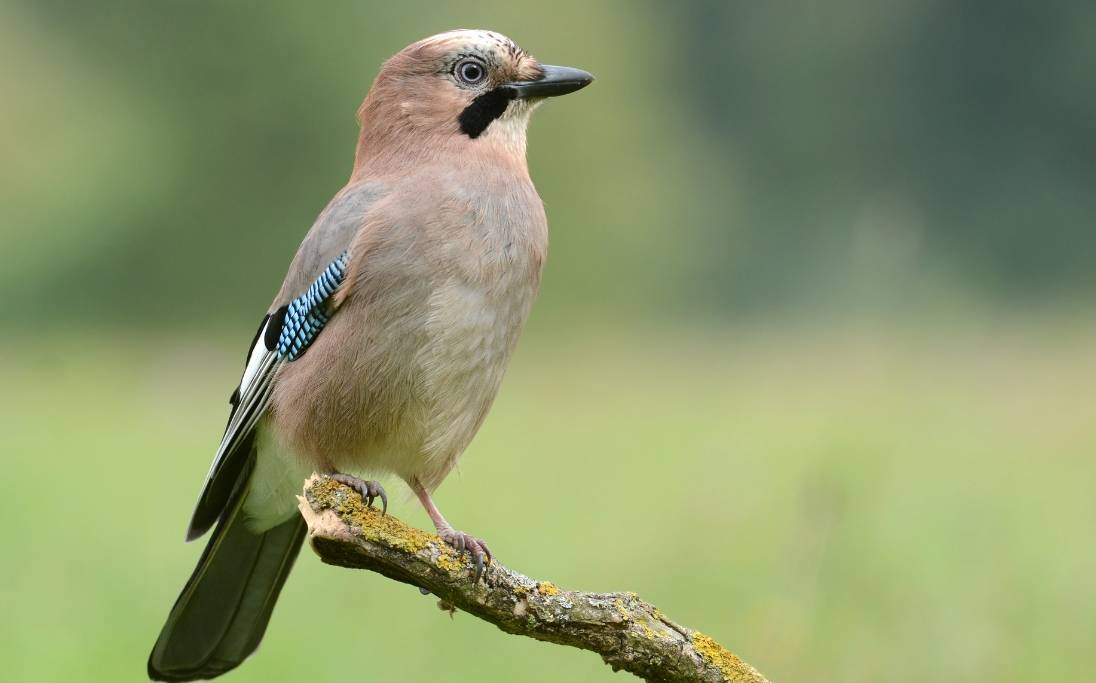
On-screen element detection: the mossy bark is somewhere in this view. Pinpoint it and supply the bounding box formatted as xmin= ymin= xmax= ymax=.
xmin=299 ymin=475 xmax=771 ymax=683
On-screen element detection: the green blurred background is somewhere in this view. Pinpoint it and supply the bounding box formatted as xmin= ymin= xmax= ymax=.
xmin=3 ymin=1 xmax=1094 ymax=681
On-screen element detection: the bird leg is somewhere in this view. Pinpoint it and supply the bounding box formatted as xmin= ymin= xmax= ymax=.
xmin=410 ymin=478 xmax=492 ymax=583
xmin=330 ymin=473 xmax=388 ymax=515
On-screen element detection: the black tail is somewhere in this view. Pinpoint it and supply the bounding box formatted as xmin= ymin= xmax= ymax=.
xmin=148 ymin=490 xmax=306 ymax=681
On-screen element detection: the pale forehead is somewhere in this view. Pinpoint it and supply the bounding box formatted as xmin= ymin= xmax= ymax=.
xmin=417 ymin=29 xmax=528 ymax=62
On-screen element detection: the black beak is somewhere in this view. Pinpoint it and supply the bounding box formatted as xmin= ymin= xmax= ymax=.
xmin=503 ymin=64 xmax=594 ymax=99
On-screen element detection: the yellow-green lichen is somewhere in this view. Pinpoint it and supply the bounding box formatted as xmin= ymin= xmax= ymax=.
xmin=639 ymin=620 xmax=657 ymax=640
xmin=612 ymin=598 xmax=631 ymax=622
xmin=536 ymin=581 xmax=560 ymax=596
xmin=308 ymin=477 xmax=462 ymax=573
xmin=692 ymin=632 xmax=752 ymax=681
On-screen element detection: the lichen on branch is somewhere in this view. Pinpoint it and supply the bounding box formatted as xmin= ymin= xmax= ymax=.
xmin=298 ymin=474 xmax=770 ymax=683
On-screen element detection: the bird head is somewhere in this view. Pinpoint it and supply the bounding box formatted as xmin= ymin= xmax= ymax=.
xmin=355 ymin=30 xmax=593 ymax=167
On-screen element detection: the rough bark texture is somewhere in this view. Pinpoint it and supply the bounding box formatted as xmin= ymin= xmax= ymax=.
xmin=298 ymin=475 xmax=771 ymax=683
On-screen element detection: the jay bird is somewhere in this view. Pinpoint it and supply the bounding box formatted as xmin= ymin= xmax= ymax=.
xmin=148 ymin=29 xmax=592 ymax=681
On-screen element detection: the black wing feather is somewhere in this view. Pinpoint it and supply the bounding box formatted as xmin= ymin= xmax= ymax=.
xmin=187 ymin=319 xmax=282 ymax=541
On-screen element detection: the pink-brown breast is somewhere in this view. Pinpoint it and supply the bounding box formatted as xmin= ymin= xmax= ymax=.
xmin=268 ymin=163 xmax=547 ymax=490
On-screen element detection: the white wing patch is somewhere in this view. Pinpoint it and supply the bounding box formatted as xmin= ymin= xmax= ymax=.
xmin=197 ymin=318 xmax=283 ymax=502
xmin=239 ymin=336 xmax=269 ymax=391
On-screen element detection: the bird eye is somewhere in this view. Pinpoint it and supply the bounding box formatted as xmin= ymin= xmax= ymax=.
xmin=455 ymin=59 xmax=487 ymax=86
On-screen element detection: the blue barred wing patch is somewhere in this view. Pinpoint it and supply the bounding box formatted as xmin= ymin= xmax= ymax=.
xmin=276 ymin=251 xmax=349 ymax=360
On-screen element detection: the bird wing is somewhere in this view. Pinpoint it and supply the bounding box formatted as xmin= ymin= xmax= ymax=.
xmin=185 ymin=181 xmax=385 ymax=541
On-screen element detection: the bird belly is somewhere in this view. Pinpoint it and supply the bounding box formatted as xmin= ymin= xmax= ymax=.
xmin=408 ymin=274 xmax=537 ymax=489
xmin=272 ymin=270 xmax=536 ymax=492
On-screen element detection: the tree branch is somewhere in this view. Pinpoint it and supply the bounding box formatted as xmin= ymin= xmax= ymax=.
xmin=298 ymin=475 xmax=771 ymax=683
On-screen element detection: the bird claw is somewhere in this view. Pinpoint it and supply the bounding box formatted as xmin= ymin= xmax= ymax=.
xmin=440 ymin=529 xmax=492 ymax=584
xmin=331 ymin=473 xmax=388 ymax=515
